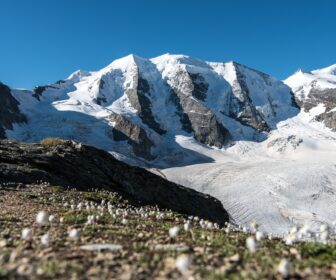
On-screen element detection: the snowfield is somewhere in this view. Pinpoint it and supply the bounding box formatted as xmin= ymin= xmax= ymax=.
xmin=4 ymin=54 xmax=336 ymax=236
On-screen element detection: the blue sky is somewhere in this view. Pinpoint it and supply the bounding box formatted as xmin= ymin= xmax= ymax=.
xmin=1 ymin=0 xmax=335 ymax=88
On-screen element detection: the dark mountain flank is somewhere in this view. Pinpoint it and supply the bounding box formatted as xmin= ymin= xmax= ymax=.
xmin=0 ymin=139 xmax=229 ymax=225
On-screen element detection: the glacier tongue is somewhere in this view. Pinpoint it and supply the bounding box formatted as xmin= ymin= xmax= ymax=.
xmin=162 ymin=113 xmax=336 ymax=235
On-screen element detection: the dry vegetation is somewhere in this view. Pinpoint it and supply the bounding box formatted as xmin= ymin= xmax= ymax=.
xmin=40 ymin=138 xmax=68 ymax=147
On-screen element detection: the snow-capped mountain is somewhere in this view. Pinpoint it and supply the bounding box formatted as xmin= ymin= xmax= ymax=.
xmin=3 ymin=54 xmax=298 ymax=162
xmin=285 ymin=65 xmax=336 ymax=131
xmin=1 ymin=54 xmax=336 ymax=235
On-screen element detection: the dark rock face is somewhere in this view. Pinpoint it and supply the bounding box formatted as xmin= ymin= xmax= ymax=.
xmin=297 ymin=88 xmax=336 ymax=131
xmin=188 ymin=73 xmax=208 ymax=101
xmin=109 ymin=113 xmax=155 ymax=160
xmin=290 ymin=90 xmax=301 ymax=110
xmin=95 ymin=79 xmax=107 ymax=105
xmin=0 ymin=139 xmax=229 ymax=225
xmin=228 ymin=63 xmax=269 ymax=132
xmin=168 ymin=70 xmax=231 ymax=148
xmin=0 ymin=83 xmax=27 ymax=138
xmin=125 ymin=70 xmax=166 ymax=135
xmin=178 ymin=94 xmax=231 ymax=147
xmin=168 ymin=90 xmax=193 ymax=133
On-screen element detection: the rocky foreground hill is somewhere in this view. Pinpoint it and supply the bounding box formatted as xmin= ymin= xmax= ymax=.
xmin=0 ymin=138 xmax=228 ymax=225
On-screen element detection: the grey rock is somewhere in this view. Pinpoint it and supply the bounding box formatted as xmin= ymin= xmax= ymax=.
xmin=109 ymin=113 xmax=155 ymax=160
xmin=125 ymin=68 xmax=166 ymax=135
xmin=316 ymin=111 xmax=336 ymax=131
xmin=168 ymin=70 xmax=231 ymax=148
xmin=178 ymin=94 xmax=231 ymax=147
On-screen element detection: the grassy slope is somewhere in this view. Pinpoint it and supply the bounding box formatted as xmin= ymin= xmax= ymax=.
xmin=0 ymin=185 xmax=335 ymax=279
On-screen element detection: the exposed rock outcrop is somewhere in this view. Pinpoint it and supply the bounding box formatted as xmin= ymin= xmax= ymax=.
xmin=305 ymin=89 xmax=336 ymax=131
xmin=316 ymin=111 xmax=336 ymax=131
xmin=177 ymin=94 xmax=231 ymax=147
xmin=292 ymin=88 xmax=336 ymax=131
xmin=109 ymin=113 xmax=155 ymax=160
xmin=168 ymin=70 xmax=231 ymax=148
xmin=298 ymin=88 xmax=336 ymax=112
xmin=0 ymin=139 xmax=229 ymax=225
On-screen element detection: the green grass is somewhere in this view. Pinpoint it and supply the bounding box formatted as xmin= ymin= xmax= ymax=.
xmin=0 ymin=268 xmax=9 ymax=278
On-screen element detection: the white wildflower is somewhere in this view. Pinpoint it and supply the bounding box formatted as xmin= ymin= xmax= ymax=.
xmin=48 ymin=215 xmax=55 ymax=223
xmin=277 ymin=258 xmax=291 ymax=277
xmin=40 ymin=233 xmax=50 ymax=246
xmin=69 ymin=229 xmax=80 ymax=240
xmin=36 ymin=211 xmax=49 ymax=226
xmin=175 ymin=254 xmax=192 ymax=274
xmin=21 ymin=228 xmax=33 ymax=241
xmin=284 ymin=234 xmax=295 ymax=246
xmin=184 ymin=222 xmax=191 ymax=232
xmin=246 ymin=236 xmax=258 ymax=253
xmin=255 ymin=231 xmax=264 ymax=241
xmin=169 ymin=226 xmax=180 ymax=238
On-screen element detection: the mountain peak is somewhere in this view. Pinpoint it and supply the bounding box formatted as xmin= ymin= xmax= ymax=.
xmin=104 ymin=54 xmax=147 ymax=72
xmin=67 ymin=69 xmax=91 ymax=81
xmin=226 ymin=60 xmax=241 ymax=66
xmin=312 ymin=64 xmax=336 ymax=76
xmin=151 ymin=53 xmax=210 ymax=69
xmin=295 ymin=68 xmax=311 ymax=75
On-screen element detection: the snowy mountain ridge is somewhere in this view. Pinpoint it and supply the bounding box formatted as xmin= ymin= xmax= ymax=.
xmin=1 ymin=54 xmax=336 ymax=235
xmin=5 ymin=54 xmax=299 ymax=160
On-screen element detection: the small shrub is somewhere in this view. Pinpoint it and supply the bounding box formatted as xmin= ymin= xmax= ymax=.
xmin=40 ymin=138 xmax=68 ymax=147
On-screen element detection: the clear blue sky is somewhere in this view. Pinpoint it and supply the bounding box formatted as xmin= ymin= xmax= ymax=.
xmin=1 ymin=0 xmax=335 ymax=88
